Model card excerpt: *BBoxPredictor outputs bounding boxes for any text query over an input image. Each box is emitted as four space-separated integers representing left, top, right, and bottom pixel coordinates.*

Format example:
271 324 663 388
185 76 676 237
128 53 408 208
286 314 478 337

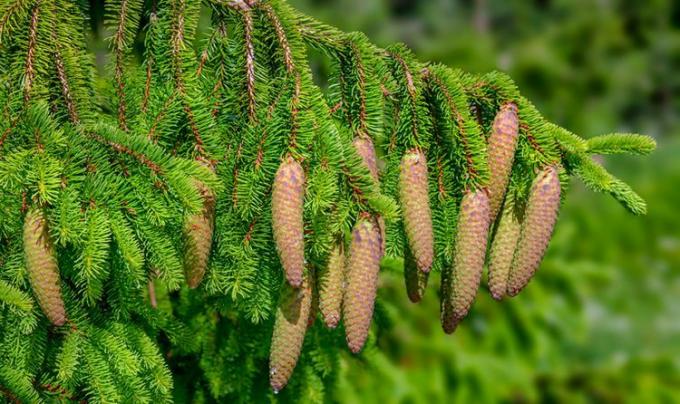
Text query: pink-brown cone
399 149 434 273
319 242 345 328
440 190 490 333
354 137 386 255
272 157 306 287
487 103 519 221
24 209 66 326
343 216 383 353
184 181 215 288
487 200 521 300
269 273 313 392
507 166 561 296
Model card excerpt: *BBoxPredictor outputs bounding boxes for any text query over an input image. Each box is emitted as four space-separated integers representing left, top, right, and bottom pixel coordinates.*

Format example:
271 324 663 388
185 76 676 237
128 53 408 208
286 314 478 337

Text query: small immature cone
403 246 428 303
318 242 345 328
184 181 215 288
440 190 490 333
487 201 521 300
343 216 383 353
487 102 519 221
269 273 313 392
354 137 386 254
399 149 434 273
23 209 66 326
507 166 561 296
272 157 306 287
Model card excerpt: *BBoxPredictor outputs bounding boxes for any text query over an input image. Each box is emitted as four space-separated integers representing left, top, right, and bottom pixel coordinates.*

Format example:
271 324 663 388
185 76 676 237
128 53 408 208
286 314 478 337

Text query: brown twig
87 132 163 174
243 8 257 122
113 0 131 131
23 1 40 103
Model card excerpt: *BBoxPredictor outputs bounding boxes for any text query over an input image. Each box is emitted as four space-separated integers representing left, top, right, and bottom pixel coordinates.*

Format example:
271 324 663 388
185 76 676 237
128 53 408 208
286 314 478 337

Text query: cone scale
441 190 490 333
24 209 66 326
269 273 313 393
487 102 519 221
184 181 215 288
272 157 306 287
343 216 383 353
507 166 561 296
399 149 434 273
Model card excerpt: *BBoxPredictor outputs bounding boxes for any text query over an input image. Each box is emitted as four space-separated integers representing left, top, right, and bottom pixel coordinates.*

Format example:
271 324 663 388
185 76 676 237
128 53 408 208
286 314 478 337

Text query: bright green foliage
0 0 654 402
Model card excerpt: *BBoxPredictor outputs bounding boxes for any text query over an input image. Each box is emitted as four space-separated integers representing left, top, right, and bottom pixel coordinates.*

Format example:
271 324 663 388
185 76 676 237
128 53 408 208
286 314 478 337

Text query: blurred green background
287 0 680 402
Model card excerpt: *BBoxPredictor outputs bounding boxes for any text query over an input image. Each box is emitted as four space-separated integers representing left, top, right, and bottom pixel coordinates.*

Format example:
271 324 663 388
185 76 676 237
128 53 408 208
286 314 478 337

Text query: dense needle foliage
0 0 656 402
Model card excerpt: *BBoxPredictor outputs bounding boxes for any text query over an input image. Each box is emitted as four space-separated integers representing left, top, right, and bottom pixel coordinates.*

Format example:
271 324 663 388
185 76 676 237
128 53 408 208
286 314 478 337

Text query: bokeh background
286 0 680 402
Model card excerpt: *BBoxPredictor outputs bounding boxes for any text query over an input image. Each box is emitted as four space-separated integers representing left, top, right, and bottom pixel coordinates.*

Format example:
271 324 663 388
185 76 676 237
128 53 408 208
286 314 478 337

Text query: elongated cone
354 137 386 254
184 181 215 288
507 166 561 296
344 216 383 353
24 209 66 326
399 149 434 273
487 200 521 300
272 157 306 287
403 246 428 303
440 190 490 333
487 103 519 221
318 242 344 328
269 273 313 392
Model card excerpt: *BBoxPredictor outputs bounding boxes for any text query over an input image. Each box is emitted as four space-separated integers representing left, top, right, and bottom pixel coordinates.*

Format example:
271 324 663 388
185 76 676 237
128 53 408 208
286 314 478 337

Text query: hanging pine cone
487 199 521 300
23 209 66 326
318 242 345 328
487 102 519 221
344 215 383 353
440 190 490 333
272 156 306 287
399 149 434 273
507 166 561 296
353 137 386 254
403 245 428 303
269 272 313 393
184 181 215 288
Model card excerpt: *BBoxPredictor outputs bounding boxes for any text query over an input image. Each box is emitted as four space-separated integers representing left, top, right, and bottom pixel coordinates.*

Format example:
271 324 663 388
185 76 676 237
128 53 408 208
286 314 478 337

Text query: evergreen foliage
0 0 655 401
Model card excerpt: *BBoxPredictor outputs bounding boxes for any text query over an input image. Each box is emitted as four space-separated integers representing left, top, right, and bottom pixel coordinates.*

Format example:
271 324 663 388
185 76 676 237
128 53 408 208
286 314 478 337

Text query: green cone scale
399 149 434 273
404 246 428 303
487 103 520 221
269 273 313 393
318 242 345 328
23 209 66 326
344 216 383 353
184 181 216 288
507 166 561 296
272 157 306 287
487 199 521 300
441 190 490 333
